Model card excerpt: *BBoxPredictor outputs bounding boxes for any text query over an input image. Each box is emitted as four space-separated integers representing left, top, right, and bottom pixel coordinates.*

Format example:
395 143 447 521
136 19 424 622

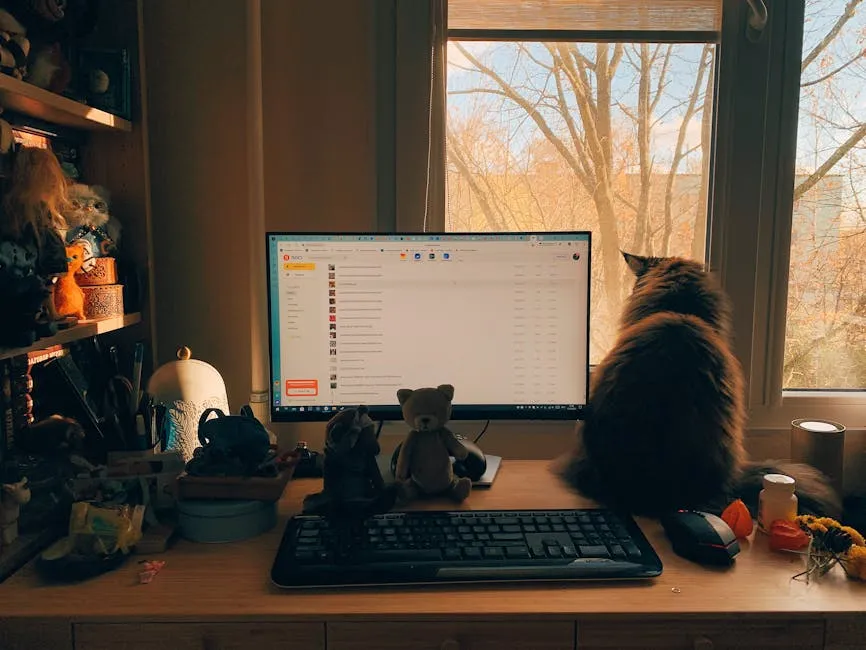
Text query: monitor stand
375 454 502 489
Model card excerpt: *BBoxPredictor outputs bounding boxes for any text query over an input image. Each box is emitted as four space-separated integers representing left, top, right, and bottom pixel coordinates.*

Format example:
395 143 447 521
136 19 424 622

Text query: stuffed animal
54 242 85 320
0 9 30 80
63 183 120 251
0 477 31 553
394 384 471 503
303 406 395 516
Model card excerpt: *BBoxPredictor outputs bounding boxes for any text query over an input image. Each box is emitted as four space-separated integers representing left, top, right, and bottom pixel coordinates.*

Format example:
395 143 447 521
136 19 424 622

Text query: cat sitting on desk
557 251 841 519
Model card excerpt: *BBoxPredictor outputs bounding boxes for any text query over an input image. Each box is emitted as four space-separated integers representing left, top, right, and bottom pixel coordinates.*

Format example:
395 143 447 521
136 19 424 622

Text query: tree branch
794 122 866 200
800 49 865 87
801 0 864 72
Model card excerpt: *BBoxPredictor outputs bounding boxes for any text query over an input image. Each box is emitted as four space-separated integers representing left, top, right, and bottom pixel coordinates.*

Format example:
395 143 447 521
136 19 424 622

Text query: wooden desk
1 461 864 650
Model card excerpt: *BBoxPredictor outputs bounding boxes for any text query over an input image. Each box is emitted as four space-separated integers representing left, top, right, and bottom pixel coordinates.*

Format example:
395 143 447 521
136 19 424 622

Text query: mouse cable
375 419 384 440
473 420 490 445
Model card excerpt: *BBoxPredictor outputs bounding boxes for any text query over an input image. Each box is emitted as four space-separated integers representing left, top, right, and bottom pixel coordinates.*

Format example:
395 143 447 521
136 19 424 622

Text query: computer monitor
266 232 591 423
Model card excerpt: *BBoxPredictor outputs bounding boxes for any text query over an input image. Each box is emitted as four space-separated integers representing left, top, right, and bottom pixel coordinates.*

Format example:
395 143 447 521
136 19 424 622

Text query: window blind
448 0 723 41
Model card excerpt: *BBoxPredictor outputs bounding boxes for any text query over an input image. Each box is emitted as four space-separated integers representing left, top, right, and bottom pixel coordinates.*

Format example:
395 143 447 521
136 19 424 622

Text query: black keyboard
270 508 663 588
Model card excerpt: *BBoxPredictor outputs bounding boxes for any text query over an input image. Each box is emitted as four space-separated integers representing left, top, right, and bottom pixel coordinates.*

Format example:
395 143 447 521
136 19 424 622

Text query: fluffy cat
557 251 841 519
63 183 121 248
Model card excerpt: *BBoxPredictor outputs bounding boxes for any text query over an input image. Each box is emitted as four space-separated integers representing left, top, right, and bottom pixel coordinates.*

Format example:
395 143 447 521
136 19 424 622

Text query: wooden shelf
0 313 141 361
0 74 131 132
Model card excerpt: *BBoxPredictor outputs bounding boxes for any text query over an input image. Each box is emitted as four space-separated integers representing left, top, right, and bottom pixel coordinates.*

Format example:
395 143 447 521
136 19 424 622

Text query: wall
260 0 378 449
143 0 252 410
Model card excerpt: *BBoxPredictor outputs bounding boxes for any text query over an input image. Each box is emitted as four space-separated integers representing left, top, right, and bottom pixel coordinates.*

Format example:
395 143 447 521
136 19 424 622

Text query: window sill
747 391 866 431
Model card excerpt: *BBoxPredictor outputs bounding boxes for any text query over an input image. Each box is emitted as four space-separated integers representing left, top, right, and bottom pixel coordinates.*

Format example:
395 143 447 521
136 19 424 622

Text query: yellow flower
807 522 828 534
841 526 866 547
817 517 841 529
843 545 866 581
796 515 817 526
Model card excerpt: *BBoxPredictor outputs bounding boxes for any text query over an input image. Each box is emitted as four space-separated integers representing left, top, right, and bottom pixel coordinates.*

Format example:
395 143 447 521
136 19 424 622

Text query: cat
557 251 841 519
63 183 121 249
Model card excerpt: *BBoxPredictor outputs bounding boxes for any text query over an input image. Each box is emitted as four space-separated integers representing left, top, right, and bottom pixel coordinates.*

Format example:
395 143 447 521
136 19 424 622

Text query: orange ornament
769 519 810 551
721 499 753 539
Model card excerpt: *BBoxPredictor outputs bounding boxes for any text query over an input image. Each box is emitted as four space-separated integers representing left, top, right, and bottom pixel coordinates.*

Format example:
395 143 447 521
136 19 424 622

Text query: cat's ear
622 251 652 276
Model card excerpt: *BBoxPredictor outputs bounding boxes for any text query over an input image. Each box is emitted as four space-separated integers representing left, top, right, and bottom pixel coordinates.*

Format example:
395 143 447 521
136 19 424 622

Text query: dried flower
806 522 828 534
816 517 841 529
841 526 865 547
796 514 817 526
844 545 866 581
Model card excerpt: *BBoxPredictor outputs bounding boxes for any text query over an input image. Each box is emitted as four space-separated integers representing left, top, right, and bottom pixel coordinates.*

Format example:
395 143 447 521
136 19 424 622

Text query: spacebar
354 549 443 563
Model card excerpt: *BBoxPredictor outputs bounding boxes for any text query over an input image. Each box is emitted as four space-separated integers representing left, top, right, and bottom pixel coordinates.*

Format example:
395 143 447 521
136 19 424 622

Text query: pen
131 342 144 416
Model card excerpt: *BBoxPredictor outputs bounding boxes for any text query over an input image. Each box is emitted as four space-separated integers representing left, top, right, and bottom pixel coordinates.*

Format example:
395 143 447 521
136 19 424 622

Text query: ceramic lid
147 346 228 404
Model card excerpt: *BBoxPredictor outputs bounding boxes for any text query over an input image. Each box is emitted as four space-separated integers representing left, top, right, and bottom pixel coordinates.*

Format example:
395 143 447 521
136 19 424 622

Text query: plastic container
177 499 277 543
757 473 798 533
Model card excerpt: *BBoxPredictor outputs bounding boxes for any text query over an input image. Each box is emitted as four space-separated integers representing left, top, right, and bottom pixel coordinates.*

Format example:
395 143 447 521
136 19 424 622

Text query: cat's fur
557 252 841 519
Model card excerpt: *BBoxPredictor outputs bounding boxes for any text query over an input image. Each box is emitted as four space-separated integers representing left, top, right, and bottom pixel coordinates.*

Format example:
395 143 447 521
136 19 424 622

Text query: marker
130 342 144 415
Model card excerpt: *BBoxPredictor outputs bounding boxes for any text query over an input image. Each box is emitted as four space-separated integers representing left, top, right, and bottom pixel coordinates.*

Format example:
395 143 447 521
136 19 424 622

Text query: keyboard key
483 547 504 559
464 547 482 559
623 542 643 560
505 546 531 559
561 545 577 558
492 533 524 542
546 546 562 558
359 549 442 563
443 548 462 561
502 525 522 533
610 545 628 560
578 545 611 559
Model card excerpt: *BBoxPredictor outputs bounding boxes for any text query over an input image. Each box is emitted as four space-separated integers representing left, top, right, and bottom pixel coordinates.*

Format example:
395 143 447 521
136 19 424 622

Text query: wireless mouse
659 509 740 566
390 435 488 482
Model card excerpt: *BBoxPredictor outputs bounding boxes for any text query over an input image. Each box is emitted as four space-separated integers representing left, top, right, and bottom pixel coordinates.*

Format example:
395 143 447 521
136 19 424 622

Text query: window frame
392 0 866 432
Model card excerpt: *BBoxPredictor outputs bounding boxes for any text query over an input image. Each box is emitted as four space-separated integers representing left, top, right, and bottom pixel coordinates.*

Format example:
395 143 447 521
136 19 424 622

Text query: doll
0 146 72 330
63 183 120 253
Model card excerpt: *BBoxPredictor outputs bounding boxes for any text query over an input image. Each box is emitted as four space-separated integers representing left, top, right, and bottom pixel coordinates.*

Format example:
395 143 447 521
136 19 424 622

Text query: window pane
783 0 866 390
446 42 715 363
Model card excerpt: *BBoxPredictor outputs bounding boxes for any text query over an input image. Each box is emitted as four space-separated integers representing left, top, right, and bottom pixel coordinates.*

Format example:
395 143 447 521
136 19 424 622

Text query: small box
82 284 124 319
77 257 117 286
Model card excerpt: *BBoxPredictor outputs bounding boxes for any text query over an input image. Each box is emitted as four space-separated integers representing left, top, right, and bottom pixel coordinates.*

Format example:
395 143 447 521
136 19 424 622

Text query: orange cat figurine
54 243 86 321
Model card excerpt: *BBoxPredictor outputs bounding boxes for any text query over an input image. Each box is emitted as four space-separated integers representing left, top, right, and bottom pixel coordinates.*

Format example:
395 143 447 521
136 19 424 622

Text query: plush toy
303 406 395 516
0 477 31 553
0 9 30 80
0 240 46 346
63 183 120 251
54 242 85 320
394 384 471 503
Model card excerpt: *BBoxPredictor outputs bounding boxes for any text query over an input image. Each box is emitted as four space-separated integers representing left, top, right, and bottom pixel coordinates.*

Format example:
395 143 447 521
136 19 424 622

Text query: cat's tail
733 460 842 519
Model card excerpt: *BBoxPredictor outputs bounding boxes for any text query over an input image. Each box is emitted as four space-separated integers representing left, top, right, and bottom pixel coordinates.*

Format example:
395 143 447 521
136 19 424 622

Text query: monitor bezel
265 231 592 423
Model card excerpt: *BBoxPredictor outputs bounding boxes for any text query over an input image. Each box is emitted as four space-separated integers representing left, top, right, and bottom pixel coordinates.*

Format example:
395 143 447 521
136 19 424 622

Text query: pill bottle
758 473 798 533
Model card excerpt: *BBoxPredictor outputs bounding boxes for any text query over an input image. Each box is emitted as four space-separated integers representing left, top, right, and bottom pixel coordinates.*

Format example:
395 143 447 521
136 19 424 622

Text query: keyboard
270 508 663 589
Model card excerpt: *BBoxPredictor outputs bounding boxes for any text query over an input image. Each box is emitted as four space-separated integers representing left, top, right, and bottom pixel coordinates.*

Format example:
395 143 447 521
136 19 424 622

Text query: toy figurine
302 406 395 516
0 146 73 334
394 384 472 504
0 476 31 553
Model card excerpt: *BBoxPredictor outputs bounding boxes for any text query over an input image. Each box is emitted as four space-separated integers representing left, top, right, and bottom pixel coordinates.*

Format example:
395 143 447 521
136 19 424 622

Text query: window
783 0 866 391
446 39 715 362
391 0 866 429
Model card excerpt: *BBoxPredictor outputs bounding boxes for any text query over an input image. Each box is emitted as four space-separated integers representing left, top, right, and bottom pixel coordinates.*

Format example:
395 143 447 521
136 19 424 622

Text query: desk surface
1 460 863 622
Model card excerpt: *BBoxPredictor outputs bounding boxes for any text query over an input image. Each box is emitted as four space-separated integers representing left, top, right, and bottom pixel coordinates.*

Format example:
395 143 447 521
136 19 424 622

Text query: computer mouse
659 509 740 566
390 435 487 482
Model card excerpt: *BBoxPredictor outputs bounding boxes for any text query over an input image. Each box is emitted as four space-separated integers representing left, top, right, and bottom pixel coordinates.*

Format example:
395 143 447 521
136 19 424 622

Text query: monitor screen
266 232 591 422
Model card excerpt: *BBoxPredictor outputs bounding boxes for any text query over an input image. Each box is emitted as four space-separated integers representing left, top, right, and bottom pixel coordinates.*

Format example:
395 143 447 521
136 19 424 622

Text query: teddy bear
394 384 471 503
54 241 85 321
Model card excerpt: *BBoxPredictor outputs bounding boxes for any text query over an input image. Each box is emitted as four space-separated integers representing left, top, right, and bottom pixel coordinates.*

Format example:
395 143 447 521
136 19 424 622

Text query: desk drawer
825 616 866 650
577 619 824 650
327 622 574 650
74 622 325 650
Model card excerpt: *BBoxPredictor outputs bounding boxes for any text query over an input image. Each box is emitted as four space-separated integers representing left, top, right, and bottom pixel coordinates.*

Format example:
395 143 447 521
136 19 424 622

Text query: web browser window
266 233 590 421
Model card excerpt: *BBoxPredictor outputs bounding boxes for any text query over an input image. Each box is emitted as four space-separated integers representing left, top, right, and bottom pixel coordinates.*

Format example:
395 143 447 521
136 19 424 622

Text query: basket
82 284 124 319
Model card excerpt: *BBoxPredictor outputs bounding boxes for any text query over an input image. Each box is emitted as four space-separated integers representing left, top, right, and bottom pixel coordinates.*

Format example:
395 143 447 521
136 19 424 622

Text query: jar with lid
757 473 798 533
